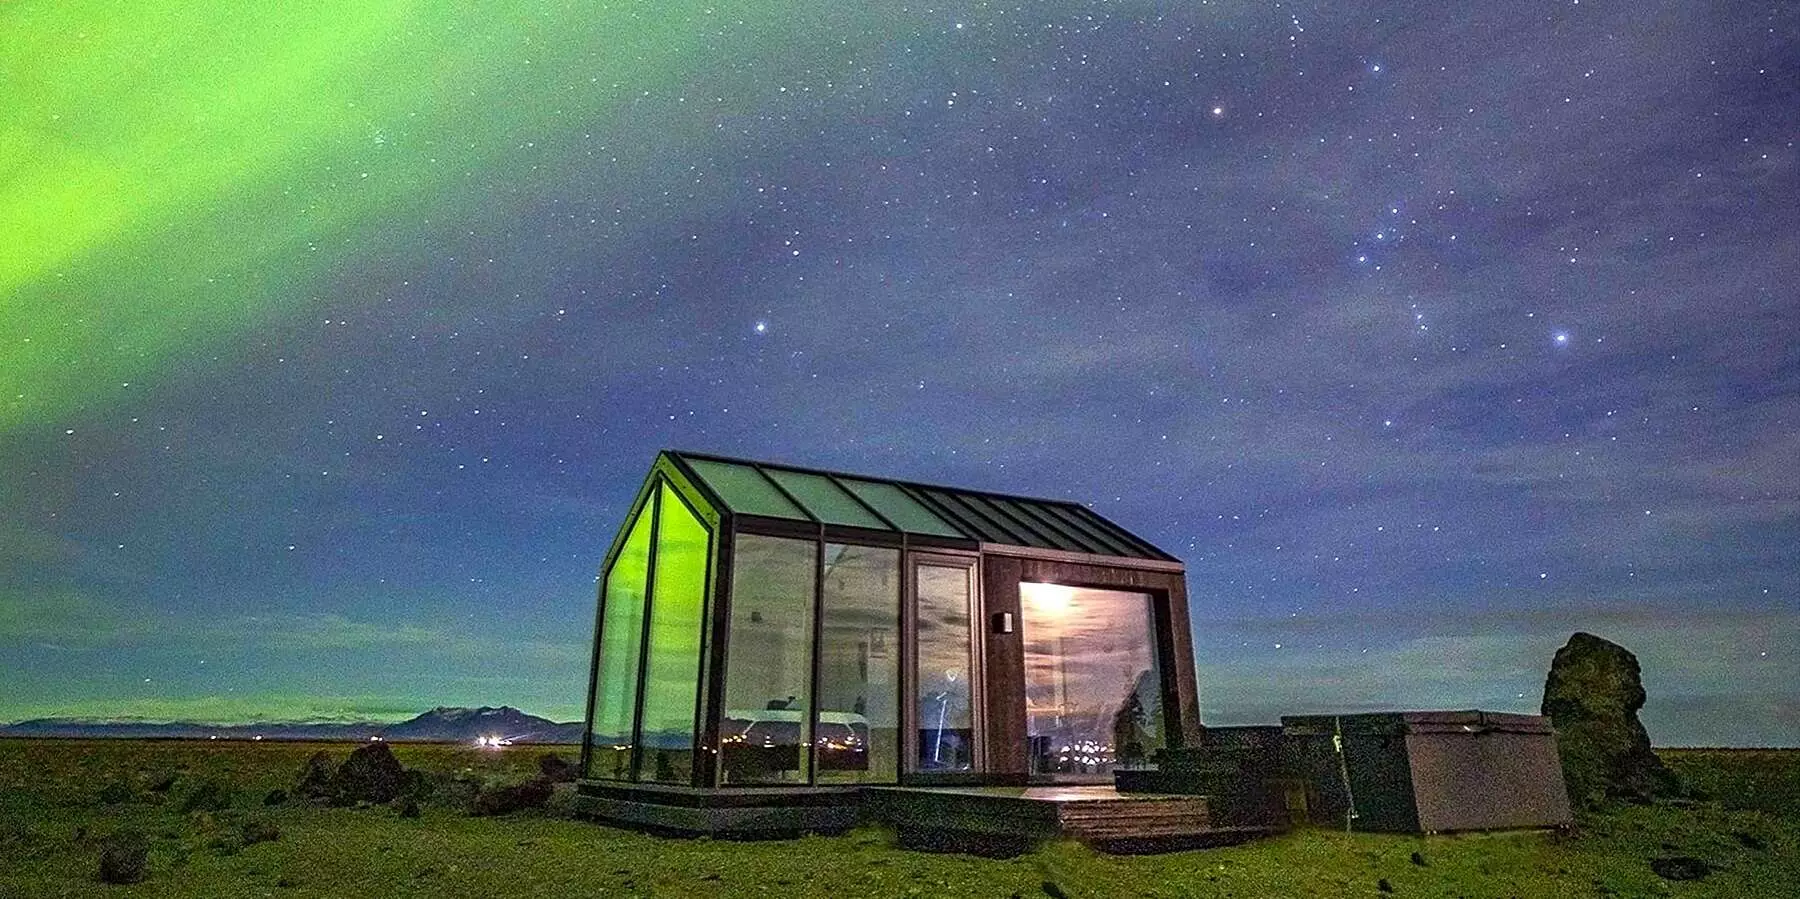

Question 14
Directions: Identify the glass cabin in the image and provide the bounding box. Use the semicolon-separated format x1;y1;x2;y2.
579;451;1202;799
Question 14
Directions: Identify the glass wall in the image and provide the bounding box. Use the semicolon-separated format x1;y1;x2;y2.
583;478;714;783
717;534;816;784
637;484;712;782
816;544;900;784
587;504;653;780
1019;583;1164;778
913;562;976;773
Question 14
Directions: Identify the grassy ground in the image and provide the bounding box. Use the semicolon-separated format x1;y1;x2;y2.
1;740;1794;897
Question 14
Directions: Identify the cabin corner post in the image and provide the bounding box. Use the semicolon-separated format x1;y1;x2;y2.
1161;574;1204;748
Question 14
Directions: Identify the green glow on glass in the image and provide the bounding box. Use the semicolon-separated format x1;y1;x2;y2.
588;500;651;779
636;482;710;783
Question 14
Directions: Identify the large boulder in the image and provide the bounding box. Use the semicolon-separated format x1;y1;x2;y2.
1541;632;1681;807
326;743;407;806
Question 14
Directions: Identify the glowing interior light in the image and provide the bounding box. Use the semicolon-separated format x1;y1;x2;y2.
1020;582;1078;615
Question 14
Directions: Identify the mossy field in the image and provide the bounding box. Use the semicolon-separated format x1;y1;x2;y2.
1;740;1795;897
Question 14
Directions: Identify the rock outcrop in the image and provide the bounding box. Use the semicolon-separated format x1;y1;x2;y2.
469;776;555;816
1540;632;1681;807
326;743;407;805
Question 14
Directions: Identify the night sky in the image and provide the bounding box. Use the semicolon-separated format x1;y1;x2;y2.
4;2;1796;746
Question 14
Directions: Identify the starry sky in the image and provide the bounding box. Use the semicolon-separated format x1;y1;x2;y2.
4;2;1796;745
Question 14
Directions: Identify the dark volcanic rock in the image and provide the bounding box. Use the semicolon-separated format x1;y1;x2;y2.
327;743;407;806
294;751;335;800
97;829;149;884
1541;632;1681;808
1649;856;1710;881
469;776;555;816
537;752;576;783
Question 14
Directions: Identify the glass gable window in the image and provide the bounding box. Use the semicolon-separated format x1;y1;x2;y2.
587;501;653;780
583;476;715;783
816;544;900;784
718;534;816;784
637;483;711;783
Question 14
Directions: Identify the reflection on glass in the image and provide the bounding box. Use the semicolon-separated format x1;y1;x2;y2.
914;563;975;772
718;535;815;784
587;504;652;780
636;484;711;783
1020;583;1163;778
816;544;900;784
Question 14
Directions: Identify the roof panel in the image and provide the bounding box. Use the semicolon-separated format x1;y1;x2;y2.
838;478;964;537
762;468;889;529
986;496;1091;554
919;488;1021;544
960;493;1065;552
1036;503;1141;557
664;450;1174;563
679;458;807;520
1067;504;1167;559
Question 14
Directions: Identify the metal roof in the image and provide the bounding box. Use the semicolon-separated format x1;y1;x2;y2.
661;450;1178;563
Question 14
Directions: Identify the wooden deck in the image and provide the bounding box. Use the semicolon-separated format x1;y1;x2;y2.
575;780;1284;852
864;785;1280;853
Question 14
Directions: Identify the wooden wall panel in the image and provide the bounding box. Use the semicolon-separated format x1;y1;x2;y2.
981;554;1026;781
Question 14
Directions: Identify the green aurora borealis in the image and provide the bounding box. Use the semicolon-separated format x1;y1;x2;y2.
5;1;802;430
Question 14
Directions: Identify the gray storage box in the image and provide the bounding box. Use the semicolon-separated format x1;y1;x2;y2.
1281;711;1572;833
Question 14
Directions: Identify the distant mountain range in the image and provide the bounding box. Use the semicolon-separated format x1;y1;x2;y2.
0;706;584;744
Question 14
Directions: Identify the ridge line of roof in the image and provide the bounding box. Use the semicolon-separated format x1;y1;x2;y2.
669;448;1086;509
